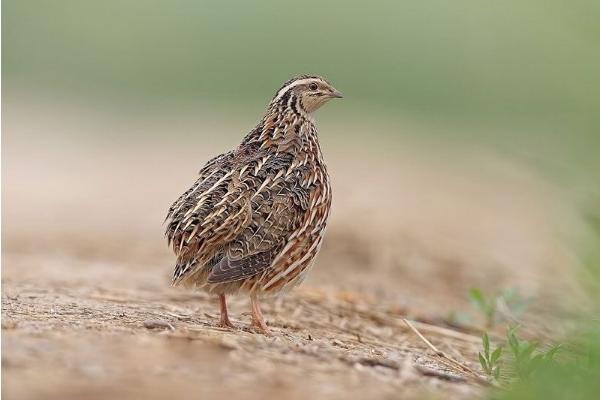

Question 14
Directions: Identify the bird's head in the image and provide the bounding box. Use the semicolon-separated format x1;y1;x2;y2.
270;75;343;114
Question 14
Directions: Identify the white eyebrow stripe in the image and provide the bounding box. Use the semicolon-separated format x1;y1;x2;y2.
273;78;321;102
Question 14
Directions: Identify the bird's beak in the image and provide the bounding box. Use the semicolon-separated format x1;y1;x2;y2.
328;89;343;99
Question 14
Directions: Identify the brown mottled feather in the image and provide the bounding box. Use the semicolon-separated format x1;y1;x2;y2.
165;75;335;296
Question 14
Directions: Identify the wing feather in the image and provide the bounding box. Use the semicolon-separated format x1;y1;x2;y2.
167;148;306;285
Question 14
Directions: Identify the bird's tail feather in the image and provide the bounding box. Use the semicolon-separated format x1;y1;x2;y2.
172;259;198;286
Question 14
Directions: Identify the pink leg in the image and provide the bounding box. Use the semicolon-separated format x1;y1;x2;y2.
218;294;235;328
250;294;271;335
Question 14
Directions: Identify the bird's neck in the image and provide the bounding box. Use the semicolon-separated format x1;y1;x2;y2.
268;90;311;120
242;102;318;155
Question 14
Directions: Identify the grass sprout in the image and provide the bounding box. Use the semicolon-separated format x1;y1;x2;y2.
479;332;503;380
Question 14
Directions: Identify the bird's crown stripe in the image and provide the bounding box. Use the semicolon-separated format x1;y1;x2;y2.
273;78;322;102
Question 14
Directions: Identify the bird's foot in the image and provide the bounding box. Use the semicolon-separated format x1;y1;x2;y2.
249;294;272;335
218;316;236;329
217;294;235;329
250;319;272;336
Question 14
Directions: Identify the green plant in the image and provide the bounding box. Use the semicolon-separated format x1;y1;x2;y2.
506;326;561;381
487;208;600;399
490;329;600;400
478;326;562;387
468;288;498;328
468;288;531;328
479;332;503;380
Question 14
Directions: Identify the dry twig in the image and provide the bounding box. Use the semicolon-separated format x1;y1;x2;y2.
401;318;492;387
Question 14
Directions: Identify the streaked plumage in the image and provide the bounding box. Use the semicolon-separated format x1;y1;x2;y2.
165;75;341;334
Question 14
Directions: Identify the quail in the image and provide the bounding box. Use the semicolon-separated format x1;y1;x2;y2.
165;75;342;334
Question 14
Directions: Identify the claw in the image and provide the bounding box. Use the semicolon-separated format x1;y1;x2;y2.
218;318;236;329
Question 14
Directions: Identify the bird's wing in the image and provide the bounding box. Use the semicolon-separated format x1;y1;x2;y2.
165;150;234;225
166;150;259;281
206;247;281;284
206;154;308;284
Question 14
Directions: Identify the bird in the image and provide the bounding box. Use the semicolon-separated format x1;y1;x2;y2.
165;75;342;335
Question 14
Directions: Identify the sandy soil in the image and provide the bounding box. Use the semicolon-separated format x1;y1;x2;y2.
3;251;488;400
1;94;585;399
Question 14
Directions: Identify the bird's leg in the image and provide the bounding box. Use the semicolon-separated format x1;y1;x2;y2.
218;294;235;328
250;294;271;335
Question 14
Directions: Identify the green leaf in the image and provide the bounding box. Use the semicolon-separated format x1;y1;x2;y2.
469;288;486;310
544;344;562;361
493;366;500;379
483;333;490;356
521;342;538;360
479;352;489;373
507;324;520;336
491;346;503;364
508;332;520;356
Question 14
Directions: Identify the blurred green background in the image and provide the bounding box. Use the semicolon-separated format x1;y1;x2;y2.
3;0;600;177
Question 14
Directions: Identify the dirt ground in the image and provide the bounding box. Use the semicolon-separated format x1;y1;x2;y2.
3;252;489;400
1;94;585;399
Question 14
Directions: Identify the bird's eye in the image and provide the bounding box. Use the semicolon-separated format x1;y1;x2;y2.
309;83;318;91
